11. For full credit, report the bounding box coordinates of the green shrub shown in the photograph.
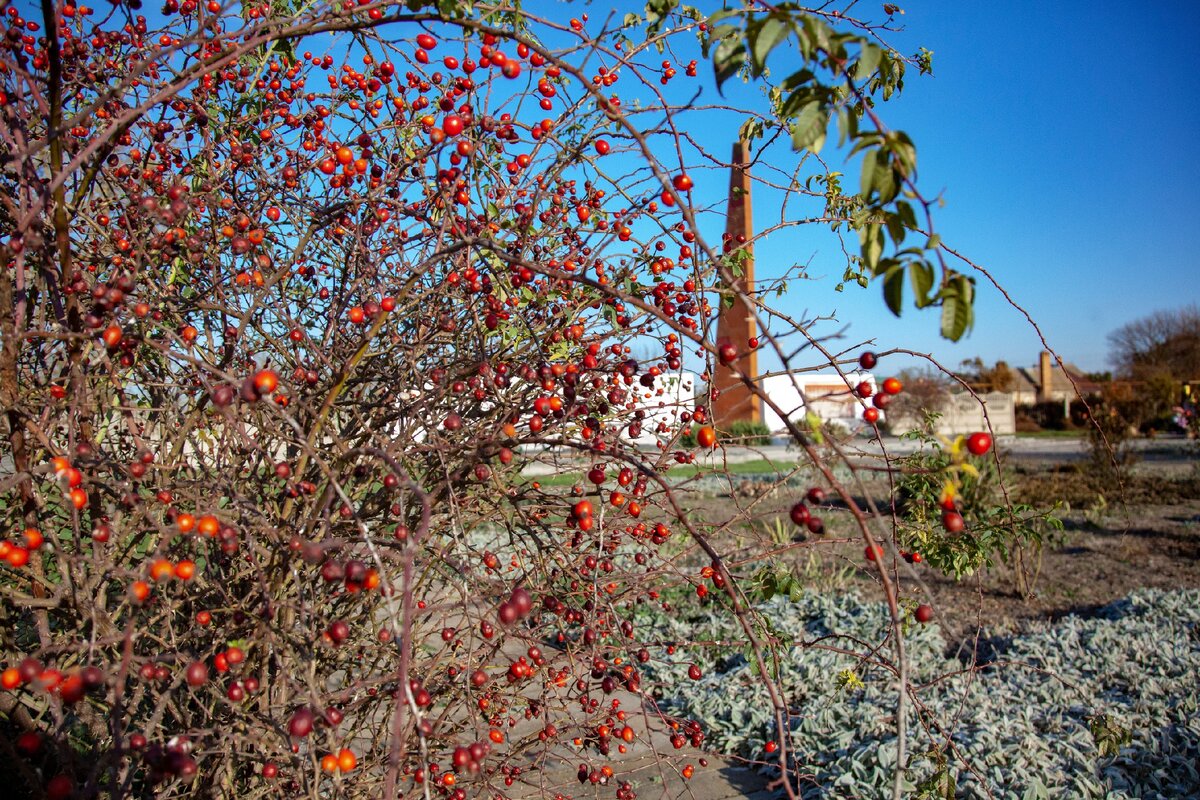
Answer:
[726,419,773,446]
[679,419,772,447]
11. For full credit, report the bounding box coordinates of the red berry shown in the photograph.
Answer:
[288,707,315,737]
[967,432,992,456]
[717,342,738,365]
[185,660,208,687]
[915,604,934,623]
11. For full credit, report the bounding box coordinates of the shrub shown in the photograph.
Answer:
[726,420,773,447]
[1017,402,1072,431]
[0,2,1039,798]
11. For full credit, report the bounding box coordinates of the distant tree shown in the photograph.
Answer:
[1108,305,1200,382]
[1106,306,1200,430]
[959,357,1015,393]
[886,367,954,430]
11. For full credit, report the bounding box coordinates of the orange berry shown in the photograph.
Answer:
[696,426,717,448]
[149,559,174,582]
[130,580,151,603]
[176,513,196,533]
[2,667,21,689]
[23,528,43,550]
[197,515,219,537]
[69,488,87,509]
[337,748,357,772]
[174,560,196,581]
[7,546,30,567]
[320,754,338,773]
[253,369,279,395]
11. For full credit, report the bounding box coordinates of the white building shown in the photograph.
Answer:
[757,371,877,434]
[623,370,698,446]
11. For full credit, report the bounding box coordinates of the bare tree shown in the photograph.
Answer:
[1108,305,1200,381]
[959,357,1015,393]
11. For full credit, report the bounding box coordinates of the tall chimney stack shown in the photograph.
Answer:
[1038,351,1053,403]
[711,140,761,427]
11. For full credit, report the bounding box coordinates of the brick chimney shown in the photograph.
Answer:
[1037,351,1053,402]
[711,140,761,426]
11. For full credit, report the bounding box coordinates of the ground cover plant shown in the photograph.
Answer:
[0,1,1120,799]
[637,588,1200,799]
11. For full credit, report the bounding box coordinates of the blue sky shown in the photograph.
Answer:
[541,0,1200,376]
[134,1,1198,375]
[734,0,1200,375]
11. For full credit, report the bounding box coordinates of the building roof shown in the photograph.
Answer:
[1014,361,1103,397]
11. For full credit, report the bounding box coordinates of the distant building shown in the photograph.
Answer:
[757,372,877,434]
[1012,351,1104,409]
[887,391,1016,437]
[623,370,698,446]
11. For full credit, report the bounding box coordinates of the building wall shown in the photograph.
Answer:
[622,371,698,446]
[758,372,877,433]
[888,391,1016,436]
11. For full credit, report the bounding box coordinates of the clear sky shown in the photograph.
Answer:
[739,0,1200,375]
[137,0,1200,376]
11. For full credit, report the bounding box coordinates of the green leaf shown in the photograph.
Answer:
[790,102,826,154]
[884,210,906,247]
[887,130,917,176]
[859,223,883,272]
[749,16,790,76]
[939,276,975,341]
[909,260,934,308]
[859,148,879,198]
[874,155,898,203]
[835,107,857,147]
[853,43,881,81]
[713,37,746,92]
[739,117,763,142]
[882,265,904,316]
